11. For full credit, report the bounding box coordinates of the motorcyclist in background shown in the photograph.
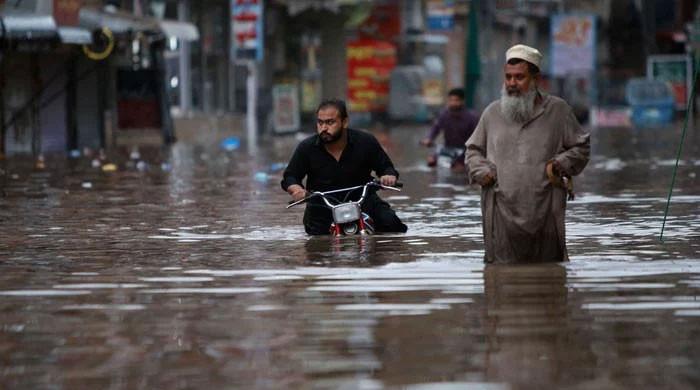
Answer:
[420,88,480,171]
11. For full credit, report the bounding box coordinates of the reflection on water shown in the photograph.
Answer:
[482,265,595,389]
[1,125,700,389]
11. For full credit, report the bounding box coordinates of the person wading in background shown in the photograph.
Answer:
[420,88,480,170]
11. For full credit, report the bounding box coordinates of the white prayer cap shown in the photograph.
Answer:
[505,44,543,69]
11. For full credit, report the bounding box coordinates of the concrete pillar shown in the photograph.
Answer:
[320,13,347,101]
[402,0,424,32]
[0,54,5,157]
[178,0,192,113]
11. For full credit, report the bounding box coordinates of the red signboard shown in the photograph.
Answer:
[53,0,82,26]
[357,4,400,41]
[347,39,397,112]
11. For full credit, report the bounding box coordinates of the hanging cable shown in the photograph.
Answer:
[659,59,699,241]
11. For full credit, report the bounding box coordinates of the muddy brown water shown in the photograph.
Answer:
[1,124,699,389]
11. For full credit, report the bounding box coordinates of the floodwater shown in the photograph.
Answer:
[1,123,699,389]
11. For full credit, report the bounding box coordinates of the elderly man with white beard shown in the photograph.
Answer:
[465,44,590,264]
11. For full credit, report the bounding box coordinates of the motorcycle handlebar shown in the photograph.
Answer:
[287,180,403,208]
[287,192,318,208]
[372,179,403,188]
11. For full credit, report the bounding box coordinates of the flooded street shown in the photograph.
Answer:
[1,124,700,389]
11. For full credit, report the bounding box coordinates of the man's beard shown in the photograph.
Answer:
[320,128,343,144]
[500,85,537,124]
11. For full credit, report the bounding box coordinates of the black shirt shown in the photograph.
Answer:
[281,128,399,194]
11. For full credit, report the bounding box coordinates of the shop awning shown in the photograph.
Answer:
[79,7,159,35]
[277,0,371,16]
[0,13,59,41]
[281,0,340,15]
[79,6,198,42]
[58,26,93,44]
[158,20,198,42]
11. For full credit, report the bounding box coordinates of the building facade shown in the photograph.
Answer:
[2,0,698,157]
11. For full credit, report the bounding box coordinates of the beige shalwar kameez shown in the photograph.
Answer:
[466,94,590,263]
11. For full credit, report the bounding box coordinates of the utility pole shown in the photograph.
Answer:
[246,61,258,156]
[231,0,264,155]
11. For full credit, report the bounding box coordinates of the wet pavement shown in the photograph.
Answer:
[1,122,699,389]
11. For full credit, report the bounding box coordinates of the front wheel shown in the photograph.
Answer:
[342,222,359,235]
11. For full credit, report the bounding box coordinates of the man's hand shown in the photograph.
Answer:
[420,138,434,147]
[546,160,563,176]
[546,160,566,186]
[479,173,495,187]
[379,175,397,187]
[287,184,307,202]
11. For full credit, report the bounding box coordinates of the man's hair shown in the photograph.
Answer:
[316,99,348,119]
[506,58,540,76]
[447,88,465,100]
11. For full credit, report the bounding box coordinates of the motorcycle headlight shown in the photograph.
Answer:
[332,203,361,224]
[342,223,359,235]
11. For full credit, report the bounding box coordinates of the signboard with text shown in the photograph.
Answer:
[426,0,455,31]
[550,14,596,76]
[346,39,397,112]
[647,54,693,110]
[231,0,263,61]
[53,0,81,26]
[272,84,300,133]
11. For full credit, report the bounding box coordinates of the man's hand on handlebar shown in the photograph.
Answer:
[287,184,307,202]
[420,138,434,147]
[379,175,398,187]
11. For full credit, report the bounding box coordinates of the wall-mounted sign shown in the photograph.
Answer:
[550,13,596,76]
[346,39,396,112]
[53,0,81,26]
[647,54,693,110]
[426,0,455,31]
[272,84,300,133]
[231,0,263,62]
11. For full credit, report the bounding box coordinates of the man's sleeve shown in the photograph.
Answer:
[554,107,590,176]
[426,112,443,141]
[281,143,308,191]
[371,136,399,178]
[465,114,497,184]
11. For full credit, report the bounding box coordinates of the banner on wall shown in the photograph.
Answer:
[647,54,693,110]
[231,0,263,62]
[356,3,400,41]
[272,84,300,133]
[53,0,81,26]
[346,39,397,112]
[550,13,596,76]
[426,0,455,31]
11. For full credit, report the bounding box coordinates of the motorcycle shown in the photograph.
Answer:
[286,180,403,236]
[436,146,466,169]
[422,138,466,170]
